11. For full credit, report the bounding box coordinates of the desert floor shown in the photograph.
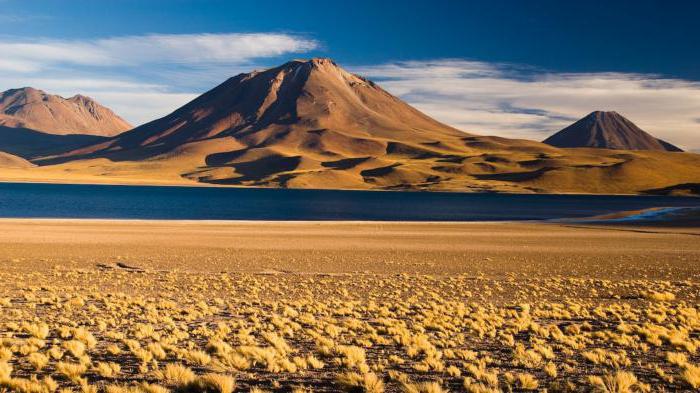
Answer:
[1,220,700,392]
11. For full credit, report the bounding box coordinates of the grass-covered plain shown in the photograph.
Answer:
[0,220,699,392]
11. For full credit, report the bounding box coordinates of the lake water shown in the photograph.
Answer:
[0,182,697,221]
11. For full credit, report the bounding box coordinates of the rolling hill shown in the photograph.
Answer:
[5,59,700,195]
[0,151,34,168]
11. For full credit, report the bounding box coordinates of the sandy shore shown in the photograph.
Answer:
[0,219,697,279]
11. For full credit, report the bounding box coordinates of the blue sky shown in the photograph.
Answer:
[1,0,699,149]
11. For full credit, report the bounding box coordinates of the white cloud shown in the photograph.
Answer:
[0,58,41,73]
[88,92,199,126]
[0,76,160,92]
[0,32,318,126]
[0,74,197,126]
[355,60,700,151]
[0,33,318,71]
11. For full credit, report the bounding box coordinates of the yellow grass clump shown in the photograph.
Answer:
[1,258,699,391]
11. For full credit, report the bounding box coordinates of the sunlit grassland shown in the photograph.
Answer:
[1,268,699,392]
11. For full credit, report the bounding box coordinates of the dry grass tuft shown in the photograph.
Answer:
[337,371,385,393]
[588,371,639,393]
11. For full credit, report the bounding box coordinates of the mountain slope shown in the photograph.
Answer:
[0,151,34,168]
[13,59,700,195]
[544,111,682,151]
[0,87,132,136]
[66,58,463,157]
[0,126,108,160]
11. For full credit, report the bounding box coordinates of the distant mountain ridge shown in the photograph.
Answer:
[2,59,699,195]
[544,111,682,152]
[0,87,132,136]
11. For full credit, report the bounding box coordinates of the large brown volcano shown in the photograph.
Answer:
[67,58,464,156]
[0,87,131,136]
[13,59,700,195]
[544,111,682,152]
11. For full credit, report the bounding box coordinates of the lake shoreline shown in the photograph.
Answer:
[0,181,697,221]
[0,178,697,198]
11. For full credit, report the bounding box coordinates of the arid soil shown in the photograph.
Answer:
[1,220,699,392]
[0,220,697,278]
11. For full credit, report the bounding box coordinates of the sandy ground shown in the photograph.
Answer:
[2,220,700,391]
[0,219,698,279]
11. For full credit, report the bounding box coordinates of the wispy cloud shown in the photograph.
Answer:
[354,60,700,151]
[85,91,200,127]
[0,32,318,125]
[0,33,318,71]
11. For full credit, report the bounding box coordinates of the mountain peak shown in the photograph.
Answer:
[271,57,356,83]
[587,110,624,120]
[589,110,615,116]
[69,94,94,102]
[1,87,45,100]
[0,87,132,136]
[60,57,464,172]
[544,111,682,152]
[6,86,42,93]
[284,57,337,67]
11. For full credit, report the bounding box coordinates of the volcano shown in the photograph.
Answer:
[544,111,682,152]
[52,58,490,188]
[71,58,464,155]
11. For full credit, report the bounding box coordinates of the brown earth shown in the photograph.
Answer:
[0,219,697,278]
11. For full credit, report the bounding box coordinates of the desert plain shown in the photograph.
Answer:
[1,219,700,392]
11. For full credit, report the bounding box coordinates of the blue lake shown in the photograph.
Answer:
[0,182,697,221]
